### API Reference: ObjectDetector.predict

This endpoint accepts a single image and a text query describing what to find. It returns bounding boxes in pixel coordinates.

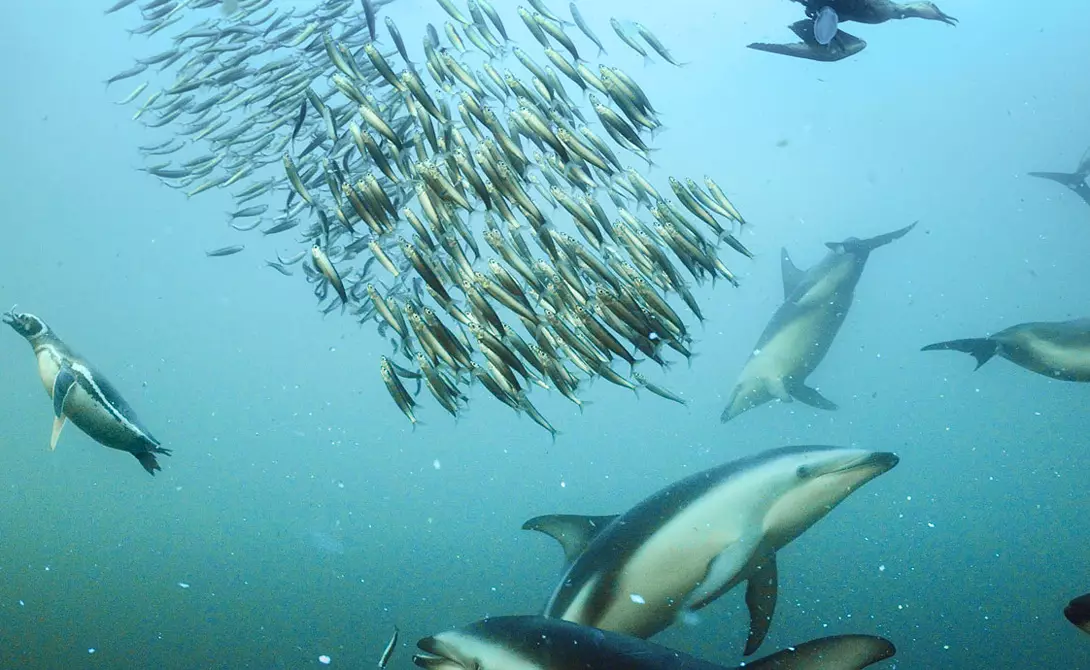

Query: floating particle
[629,593,645,604]
[319,654,331,664]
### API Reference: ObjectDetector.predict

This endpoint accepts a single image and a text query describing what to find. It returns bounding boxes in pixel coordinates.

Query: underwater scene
[2,0,1090,667]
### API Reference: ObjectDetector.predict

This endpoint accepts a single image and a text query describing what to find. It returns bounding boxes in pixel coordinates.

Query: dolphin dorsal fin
[780,248,804,299]
[521,514,619,563]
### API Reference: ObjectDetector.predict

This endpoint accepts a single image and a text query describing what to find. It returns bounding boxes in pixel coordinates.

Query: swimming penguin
[2,310,171,475]
[1028,146,1090,211]
[797,0,958,26]
[921,318,1090,382]
[748,19,867,62]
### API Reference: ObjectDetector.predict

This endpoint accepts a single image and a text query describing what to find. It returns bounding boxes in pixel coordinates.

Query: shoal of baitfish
[106,0,753,438]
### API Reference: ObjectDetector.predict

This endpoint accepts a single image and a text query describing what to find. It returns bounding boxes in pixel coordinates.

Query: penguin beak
[1,312,14,326]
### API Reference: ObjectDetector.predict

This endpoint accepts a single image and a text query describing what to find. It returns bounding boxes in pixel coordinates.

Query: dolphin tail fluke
[836,221,918,254]
[743,554,779,656]
[1028,171,1086,188]
[921,338,998,370]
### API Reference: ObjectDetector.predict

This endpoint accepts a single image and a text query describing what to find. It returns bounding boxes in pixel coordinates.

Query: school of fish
[105,0,750,437]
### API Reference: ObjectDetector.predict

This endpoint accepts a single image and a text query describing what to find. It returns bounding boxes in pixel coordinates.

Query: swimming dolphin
[1065,593,1090,634]
[922,318,1090,381]
[748,19,867,62]
[413,616,897,669]
[796,0,957,26]
[721,222,916,423]
[1028,146,1090,211]
[522,446,899,655]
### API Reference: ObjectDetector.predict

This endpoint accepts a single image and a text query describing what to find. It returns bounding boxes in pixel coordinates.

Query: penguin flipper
[50,416,66,451]
[51,366,77,419]
[48,367,78,451]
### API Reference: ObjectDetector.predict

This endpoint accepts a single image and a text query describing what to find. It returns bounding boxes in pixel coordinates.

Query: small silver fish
[206,245,245,257]
[378,626,398,668]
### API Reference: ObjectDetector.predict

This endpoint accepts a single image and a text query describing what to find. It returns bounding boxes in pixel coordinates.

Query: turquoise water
[2,1,1089,667]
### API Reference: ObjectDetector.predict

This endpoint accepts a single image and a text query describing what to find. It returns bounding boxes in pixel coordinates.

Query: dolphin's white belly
[1024,338,1090,380]
[748,306,834,381]
[593,485,764,635]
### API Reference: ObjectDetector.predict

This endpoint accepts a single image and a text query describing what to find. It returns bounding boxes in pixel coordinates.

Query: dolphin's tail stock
[921,338,998,370]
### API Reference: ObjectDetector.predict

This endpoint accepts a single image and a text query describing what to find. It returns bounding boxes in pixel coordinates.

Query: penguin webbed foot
[135,446,172,476]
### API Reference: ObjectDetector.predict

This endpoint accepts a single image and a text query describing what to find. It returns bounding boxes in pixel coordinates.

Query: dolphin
[721,222,916,423]
[922,318,1090,381]
[1065,593,1090,634]
[521,446,899,655]
[413,616,897,669]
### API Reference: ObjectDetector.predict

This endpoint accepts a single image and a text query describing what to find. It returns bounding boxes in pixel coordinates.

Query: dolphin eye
[796,465,811,478]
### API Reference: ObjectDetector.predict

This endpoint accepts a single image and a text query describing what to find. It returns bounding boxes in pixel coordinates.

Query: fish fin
[684,534,759,611]
[790,383,838,411]
[52,366,78,419]
[921,338,998,370]
[521,514,619,564]
[743,554,779,656]
[50,415,67,452]
[780,248,805,299]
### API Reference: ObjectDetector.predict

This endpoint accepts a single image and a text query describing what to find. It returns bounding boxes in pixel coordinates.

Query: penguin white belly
[34,350,62,397]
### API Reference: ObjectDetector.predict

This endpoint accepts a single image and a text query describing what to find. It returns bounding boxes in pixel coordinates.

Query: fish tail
[921,338,998,370]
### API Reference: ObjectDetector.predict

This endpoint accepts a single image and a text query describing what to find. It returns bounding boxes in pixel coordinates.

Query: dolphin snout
[869,451,900,472]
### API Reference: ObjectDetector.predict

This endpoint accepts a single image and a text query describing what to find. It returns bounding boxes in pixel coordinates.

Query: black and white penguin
[2,310,171,476]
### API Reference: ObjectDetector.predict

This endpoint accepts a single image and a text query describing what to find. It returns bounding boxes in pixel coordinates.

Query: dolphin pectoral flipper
[921,338,998,370]
[684,535,759,612]
[522,514,620,564]
[780,249,805,299]
[790,383,838,410]
[743,554,779,656]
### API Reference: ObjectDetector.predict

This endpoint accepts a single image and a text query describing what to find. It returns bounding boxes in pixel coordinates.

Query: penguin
[2,310,171,476]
